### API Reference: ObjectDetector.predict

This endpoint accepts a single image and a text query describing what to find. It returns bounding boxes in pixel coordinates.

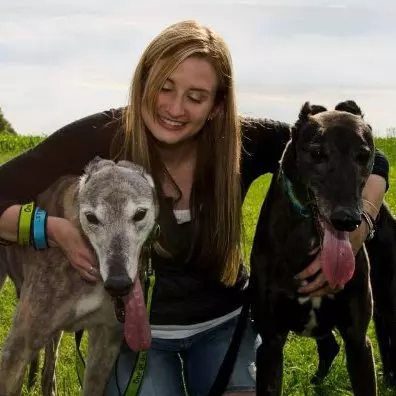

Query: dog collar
[144,222,161,250]
[283,175,310,218]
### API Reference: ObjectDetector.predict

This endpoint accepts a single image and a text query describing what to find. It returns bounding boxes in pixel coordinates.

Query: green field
[0,135,395,395]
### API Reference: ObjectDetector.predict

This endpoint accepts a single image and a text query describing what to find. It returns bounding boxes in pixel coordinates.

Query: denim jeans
[105,315,257,395]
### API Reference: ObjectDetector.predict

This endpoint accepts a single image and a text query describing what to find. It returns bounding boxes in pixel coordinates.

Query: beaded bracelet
[361,210,376,241]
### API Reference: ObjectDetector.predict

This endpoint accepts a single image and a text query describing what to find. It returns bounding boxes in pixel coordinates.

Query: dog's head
[282,100,375,232]
[78,157,158,297]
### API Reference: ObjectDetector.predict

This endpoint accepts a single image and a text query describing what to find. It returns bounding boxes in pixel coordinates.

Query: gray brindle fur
[250,101,377,395]
[0,158,157,396]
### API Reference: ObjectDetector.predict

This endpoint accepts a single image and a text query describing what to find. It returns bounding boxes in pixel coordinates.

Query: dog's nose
[330,206,361,232]
[104,276,133,297]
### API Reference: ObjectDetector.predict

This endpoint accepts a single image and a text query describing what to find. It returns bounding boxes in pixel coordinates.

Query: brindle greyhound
[0,158,158,396]
[250,101,377,395]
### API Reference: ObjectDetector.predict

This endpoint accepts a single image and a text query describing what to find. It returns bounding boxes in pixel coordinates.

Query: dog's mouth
[318,219,355,289]
[122,279,152,352]
[309,194,356,289]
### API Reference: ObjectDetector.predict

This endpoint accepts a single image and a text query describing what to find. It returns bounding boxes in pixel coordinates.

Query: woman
[0,20,388,395]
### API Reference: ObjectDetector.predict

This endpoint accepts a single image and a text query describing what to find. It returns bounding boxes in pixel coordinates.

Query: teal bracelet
[32,207,48,250]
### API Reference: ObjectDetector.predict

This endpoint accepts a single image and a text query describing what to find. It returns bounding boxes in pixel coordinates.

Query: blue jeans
[105,315,257,395]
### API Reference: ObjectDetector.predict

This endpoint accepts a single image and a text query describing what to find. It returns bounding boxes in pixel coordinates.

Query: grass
[0,137,395,395]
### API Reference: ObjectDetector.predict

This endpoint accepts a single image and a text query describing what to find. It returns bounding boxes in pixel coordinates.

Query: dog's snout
[330,206,361,232]
[104,276,133,297]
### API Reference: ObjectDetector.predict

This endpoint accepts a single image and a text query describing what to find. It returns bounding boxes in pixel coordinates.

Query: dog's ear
[290,102,310,143]
[280,103,312,181]
[81,157,116,186]
[297,101,313,123]
[85,157,115,175]
[293,102,327,133]
[281,102,328,181]
[310,105,327,115]
[335,100,364,118]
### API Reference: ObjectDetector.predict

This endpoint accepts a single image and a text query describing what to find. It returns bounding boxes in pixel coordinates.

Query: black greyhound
[366,203,396,387]
[250,101,377,395]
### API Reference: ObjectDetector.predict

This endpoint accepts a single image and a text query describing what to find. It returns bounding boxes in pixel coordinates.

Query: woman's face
[142,56,219,146]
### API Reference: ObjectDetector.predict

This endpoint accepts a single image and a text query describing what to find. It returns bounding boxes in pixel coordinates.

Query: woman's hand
[295,214,373,297]
[47,216,100,282]
[295,252,336,297]
[296,174,386,297]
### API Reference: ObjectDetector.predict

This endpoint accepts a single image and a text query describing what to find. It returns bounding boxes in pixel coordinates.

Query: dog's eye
[309,147,326,162]
[356,148,370,164]
[133,208,147,222]
[85,213,100,225]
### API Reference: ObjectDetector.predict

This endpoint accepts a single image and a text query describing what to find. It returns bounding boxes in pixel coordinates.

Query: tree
[0,107,17,134]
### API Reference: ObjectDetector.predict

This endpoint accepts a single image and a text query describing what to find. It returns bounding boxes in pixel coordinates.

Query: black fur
[366,205,396,387]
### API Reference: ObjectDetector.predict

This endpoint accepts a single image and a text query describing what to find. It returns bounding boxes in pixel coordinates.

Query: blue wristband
[33,207,48,250]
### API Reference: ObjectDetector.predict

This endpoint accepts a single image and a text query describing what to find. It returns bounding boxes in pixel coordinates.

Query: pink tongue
[321,222,355,289]
[124,279,152,352]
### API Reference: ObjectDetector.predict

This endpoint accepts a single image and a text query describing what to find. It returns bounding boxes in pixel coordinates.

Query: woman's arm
[0,205,20,242]
[350,173,386,254]
[0,109,118,217]
[240,116,291,194]
[0,204,99,281]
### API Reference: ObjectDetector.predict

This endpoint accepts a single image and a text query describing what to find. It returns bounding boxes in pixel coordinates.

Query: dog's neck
[278,170,312,220]
[273,169,322,277]
[281,173,310,218]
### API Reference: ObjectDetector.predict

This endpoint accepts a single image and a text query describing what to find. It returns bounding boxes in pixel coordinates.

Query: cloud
[1,0,395,136]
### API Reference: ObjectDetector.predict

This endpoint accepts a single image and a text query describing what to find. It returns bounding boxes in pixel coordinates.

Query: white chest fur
[74,286,105,318]
[297,296,323,336]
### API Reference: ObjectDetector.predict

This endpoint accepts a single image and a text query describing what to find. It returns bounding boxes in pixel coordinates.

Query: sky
[1,0,395,136]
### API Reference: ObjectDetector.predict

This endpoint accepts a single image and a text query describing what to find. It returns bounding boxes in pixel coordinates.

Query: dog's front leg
[0,307,38,396]
[256,332,288,396]
[82,325,123,396]
[311,332,340,384]
[341,332,377,396]
[372,294,396,387]
[41,331,63,396]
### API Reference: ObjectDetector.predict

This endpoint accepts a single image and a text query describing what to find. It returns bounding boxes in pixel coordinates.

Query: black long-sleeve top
[0,108,389,325]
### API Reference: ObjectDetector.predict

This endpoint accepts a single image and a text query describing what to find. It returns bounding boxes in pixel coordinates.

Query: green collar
[282,174,310,218]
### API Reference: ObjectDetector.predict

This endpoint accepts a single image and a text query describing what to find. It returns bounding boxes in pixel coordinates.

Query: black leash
[207,291,251,396]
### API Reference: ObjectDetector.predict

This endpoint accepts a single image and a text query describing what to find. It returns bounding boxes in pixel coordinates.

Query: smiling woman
[0,19,389,396]
[142,57,219,147]
[141,57,220,211]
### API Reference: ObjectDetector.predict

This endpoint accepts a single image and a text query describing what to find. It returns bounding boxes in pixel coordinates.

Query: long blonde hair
[113,20,242,286]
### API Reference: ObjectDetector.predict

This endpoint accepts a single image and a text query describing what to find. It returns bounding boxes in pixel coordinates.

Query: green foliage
[0,108,18,135]
[0,134,43,153]
[0,136,395,395]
